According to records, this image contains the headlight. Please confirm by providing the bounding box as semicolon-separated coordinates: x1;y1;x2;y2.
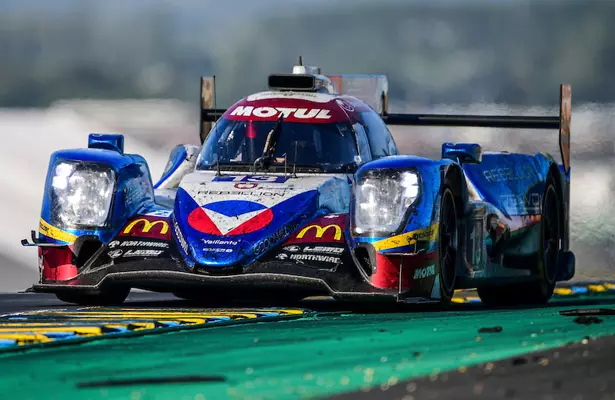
50;161;116;228
354;170;420;234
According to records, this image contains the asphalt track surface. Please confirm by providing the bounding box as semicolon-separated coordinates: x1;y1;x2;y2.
2;289;615;399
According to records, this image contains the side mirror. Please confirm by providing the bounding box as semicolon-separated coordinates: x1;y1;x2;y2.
88;134;124;154
442;142;482;164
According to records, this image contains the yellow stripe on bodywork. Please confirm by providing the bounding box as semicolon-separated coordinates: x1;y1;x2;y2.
373;223;439;252
39;219;77;244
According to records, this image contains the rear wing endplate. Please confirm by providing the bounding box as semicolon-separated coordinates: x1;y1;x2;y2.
326;74;389;114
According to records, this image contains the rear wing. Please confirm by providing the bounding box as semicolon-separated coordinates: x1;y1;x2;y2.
199;76;571;174
383;84;572;174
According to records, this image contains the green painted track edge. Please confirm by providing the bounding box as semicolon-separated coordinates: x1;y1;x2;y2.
0;310;327;356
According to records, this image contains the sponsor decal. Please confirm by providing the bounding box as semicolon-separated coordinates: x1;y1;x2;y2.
373;223;439;252
482;165;535;183
246;91;331;103
290;254;341;264
143;209;173;217
197;190;290;197
202;239;239;246
173;220;189;255
203;248;233;253
283;245;301;252
188;200;273;236
303;246;344;255
39;219;77;244
123;249;164;257
108;240;168;249
230;106;331;120
120;216;171;240
276;245;345;262
296;224;343;242
108;238;168;260
230;182;294;191
336;99;355;112
212;175;289;184
407;226;438;243
123;173;153;213
413;264;436;279
254;217;305;254
500;193;542;213
108;249;123;259
234;183;258;189
283;215;347;245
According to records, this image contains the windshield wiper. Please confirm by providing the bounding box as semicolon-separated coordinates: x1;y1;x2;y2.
253;114;283;172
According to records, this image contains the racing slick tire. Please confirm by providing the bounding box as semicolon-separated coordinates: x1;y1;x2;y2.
438;186;458;309
478;176;561;307
55;286;130;306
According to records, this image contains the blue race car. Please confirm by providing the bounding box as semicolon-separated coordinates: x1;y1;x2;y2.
24;62;575;307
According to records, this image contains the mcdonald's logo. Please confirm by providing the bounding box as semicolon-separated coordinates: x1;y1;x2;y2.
296;224;343;242
120;217;171;240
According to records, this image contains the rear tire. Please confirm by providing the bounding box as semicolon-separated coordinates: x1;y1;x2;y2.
55;287;130;306
478;177;561;307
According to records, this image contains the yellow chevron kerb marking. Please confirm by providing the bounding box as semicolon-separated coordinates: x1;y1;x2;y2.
0;308;309;348
0;334;53;345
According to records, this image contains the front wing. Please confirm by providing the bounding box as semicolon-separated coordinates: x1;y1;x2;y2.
32;243;442;304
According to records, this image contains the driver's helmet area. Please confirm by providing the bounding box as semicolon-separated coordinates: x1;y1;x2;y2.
196;117;359;172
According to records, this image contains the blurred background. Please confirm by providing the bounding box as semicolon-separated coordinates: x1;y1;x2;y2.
1;0;613;291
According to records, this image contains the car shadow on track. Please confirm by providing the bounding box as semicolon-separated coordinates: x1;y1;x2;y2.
121;293;615;316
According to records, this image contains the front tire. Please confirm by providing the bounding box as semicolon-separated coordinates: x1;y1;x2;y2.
478;177;561;306
438;187;458;308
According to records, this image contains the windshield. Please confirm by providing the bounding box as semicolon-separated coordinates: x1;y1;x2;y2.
196;118;359;173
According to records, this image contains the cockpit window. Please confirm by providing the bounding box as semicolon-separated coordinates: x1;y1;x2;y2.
196;118;360;173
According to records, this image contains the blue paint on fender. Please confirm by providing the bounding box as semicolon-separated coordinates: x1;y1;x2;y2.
40;147;159;245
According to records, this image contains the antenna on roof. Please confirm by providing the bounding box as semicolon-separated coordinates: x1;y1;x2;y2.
298;56;303;66
292;141;298;178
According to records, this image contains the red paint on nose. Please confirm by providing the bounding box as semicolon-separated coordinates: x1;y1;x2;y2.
40;246;78;281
